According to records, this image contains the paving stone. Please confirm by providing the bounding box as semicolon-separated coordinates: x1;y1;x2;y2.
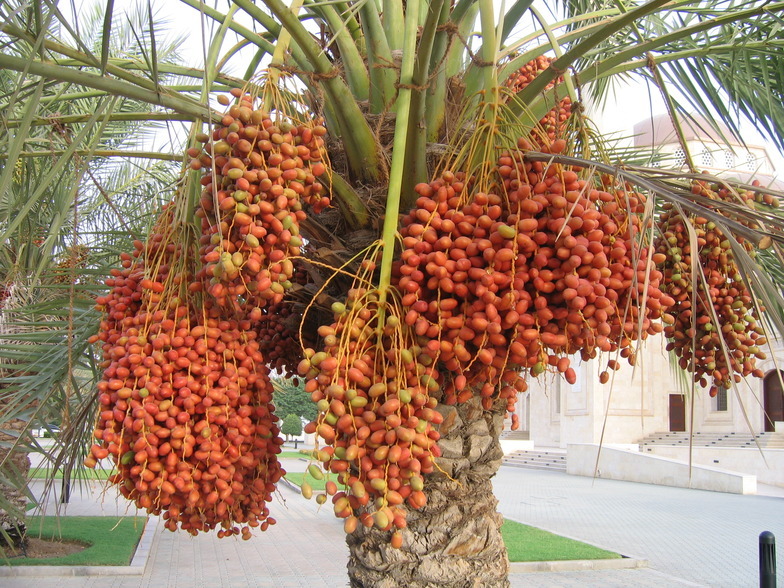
494;466;784;588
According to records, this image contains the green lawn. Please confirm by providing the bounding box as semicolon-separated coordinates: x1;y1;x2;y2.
277;451;307;459
283;471;331;492
501;518;622;562
28;467;114;480
3;516;147;566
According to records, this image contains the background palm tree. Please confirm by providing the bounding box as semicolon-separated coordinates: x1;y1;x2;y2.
0;4;183;544
1;0;784;585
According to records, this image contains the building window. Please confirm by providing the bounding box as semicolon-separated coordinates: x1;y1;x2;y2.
701;148;713;168
672;148;686;168
723;150;735;169
712;387;728;412
746;152;757;171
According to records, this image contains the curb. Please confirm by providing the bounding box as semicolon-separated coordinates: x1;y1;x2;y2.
509;556;648;573
0;516;159;577
280;476;303;494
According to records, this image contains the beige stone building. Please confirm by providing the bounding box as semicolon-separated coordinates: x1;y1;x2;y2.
633;114;782;189
517;335;784;447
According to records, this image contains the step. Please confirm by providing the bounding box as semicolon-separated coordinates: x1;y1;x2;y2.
503;462;567;472
500;430;531;441
503;451;566;458
502;450;567;472
503;461;566;472
639;431;784;450
504;457;566;466
503;453;566;462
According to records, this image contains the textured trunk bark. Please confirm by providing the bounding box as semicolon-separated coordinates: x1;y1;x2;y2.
346;395;510;587
0;419;31;548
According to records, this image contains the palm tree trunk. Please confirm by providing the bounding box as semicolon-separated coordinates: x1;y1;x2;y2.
346;396;510;587
0;419;31;548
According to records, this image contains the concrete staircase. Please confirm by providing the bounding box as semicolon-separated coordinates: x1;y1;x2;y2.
639;431;784;451
502;449;567;472
500;430;530;441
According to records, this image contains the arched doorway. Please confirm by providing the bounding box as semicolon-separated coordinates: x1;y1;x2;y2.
763;371;784;432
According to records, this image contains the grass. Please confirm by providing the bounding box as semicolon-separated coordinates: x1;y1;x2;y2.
501;519;622;562
28;467;114;480
277;451;307;459
3;516;147;566
283;471;332;492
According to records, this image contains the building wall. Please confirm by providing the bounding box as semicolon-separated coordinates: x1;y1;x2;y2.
525;371;561;447
655;141;774;177
518;334;778;447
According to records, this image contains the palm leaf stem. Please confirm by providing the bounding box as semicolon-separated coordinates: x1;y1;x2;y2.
607;1;698;171
578;41;783;86
0;150;183;161
42;0;101;66
451;0;475;24
378;0;420;308
2;112;194;128
0;53;215;122
200;3;242;117
99;0;114;74
529;6;578;102
255;0;383;183
424;0;452;142
226;0;315;78
462;0;501;100
445;3;479;79
2;22;172;95
315;1;365;49
322;171;371;228
305;1;369;101
42;57;246;92
358;0;397;113
339;2;365;48
383;0;405;50
242;46;270;81
267;0;304;93
401;0;447;203
479;0;500;98
497;10;621;80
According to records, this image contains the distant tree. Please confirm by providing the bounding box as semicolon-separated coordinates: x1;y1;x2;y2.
281;413;303;448
281;413;303;440
273;379;318;422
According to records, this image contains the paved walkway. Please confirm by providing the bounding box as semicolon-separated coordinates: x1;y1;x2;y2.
4;459;783;587
496;469;784;587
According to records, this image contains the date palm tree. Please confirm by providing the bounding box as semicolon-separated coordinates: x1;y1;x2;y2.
0;3;183;543
1;0;784;585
